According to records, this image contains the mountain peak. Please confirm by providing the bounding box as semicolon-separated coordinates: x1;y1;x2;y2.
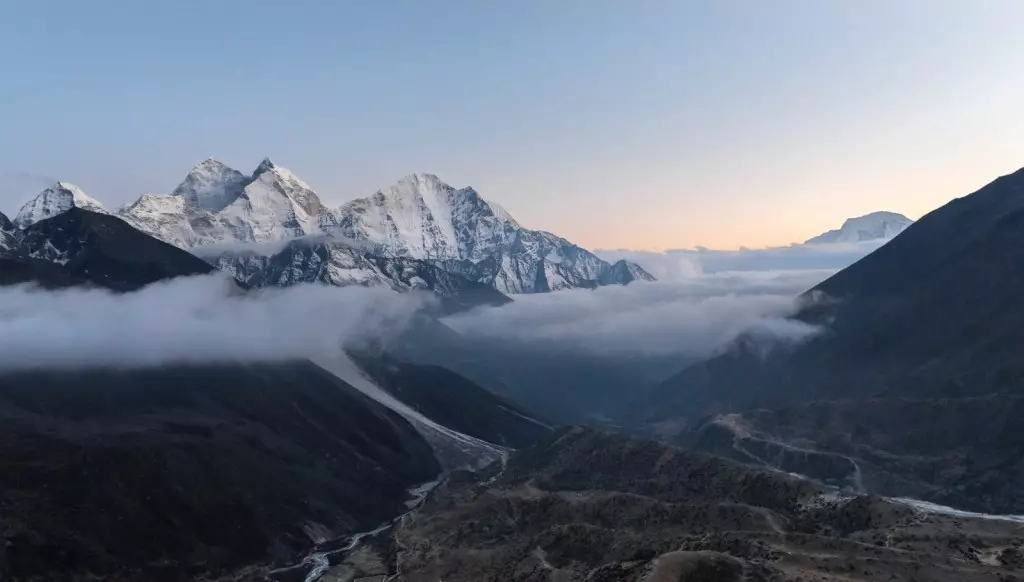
13;181;108;228
253;157;277;177
805;211;912;245
389;172;447;191
838;211;910;229
249;158;317;197
173;159;248;213
195;157;229;168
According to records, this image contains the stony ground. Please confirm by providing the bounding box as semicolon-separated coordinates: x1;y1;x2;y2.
309;427;1024;582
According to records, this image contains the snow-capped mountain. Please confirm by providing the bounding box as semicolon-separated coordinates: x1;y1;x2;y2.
804;211;912;244
116;160;654;294
172;158;249;212
13;182;108;228
116;194;199;247
119;158;324;246
328;173;654;293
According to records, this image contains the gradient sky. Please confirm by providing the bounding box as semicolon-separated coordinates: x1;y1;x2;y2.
2;1;1024;250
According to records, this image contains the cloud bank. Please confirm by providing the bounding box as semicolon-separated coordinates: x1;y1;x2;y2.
1;238;867;372
443;274;822;358
600;240;890;283
0;274;428;371
450;239;890;361
481;239;888;359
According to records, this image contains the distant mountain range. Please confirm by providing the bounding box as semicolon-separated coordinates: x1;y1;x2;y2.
11;158;654;296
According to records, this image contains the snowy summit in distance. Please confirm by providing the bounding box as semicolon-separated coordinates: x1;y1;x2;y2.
116;159;655;294
804;211;912;245
7;158;655;296
13;182;108;228
328;172;655;293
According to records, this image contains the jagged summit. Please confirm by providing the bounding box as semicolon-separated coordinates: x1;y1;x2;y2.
9;158;654;294
391;172;444;187
252;157;277;176
333;172;654;292
804;210;912;244
172;158;248;212
13;181;108;228
116;157;326;246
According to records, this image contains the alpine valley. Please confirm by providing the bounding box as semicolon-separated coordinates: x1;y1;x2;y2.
6;158;1024;582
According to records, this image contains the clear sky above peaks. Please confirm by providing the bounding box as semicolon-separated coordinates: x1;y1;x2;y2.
2;0;1024;249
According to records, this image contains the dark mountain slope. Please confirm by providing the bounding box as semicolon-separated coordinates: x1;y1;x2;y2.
649;166;1024;418
18;208;217;290
679;395;1024;513
641;166;1024;512
349;350;554;448
0;363;439;581
0;256;96;288
390;315;684;424
0;214;449;580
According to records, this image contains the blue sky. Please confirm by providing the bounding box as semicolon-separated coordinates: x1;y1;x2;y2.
2;0;1024;249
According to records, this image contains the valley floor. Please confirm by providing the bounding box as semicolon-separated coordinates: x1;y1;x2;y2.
259;427;1024;582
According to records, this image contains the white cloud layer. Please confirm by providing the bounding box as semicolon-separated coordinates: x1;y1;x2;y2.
0;274;428;371
443;274;823;358
0;238;875;372
444;239;879;359
599;240;890;283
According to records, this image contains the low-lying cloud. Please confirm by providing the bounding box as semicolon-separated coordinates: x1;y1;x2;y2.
449;238;887;360
471;240;879;359
0;274;428;371
443;273;823;358
0;239;853;372
599;240;889;283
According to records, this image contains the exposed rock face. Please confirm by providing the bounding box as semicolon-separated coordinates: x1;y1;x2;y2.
203;236;511;311
0;210;20;253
